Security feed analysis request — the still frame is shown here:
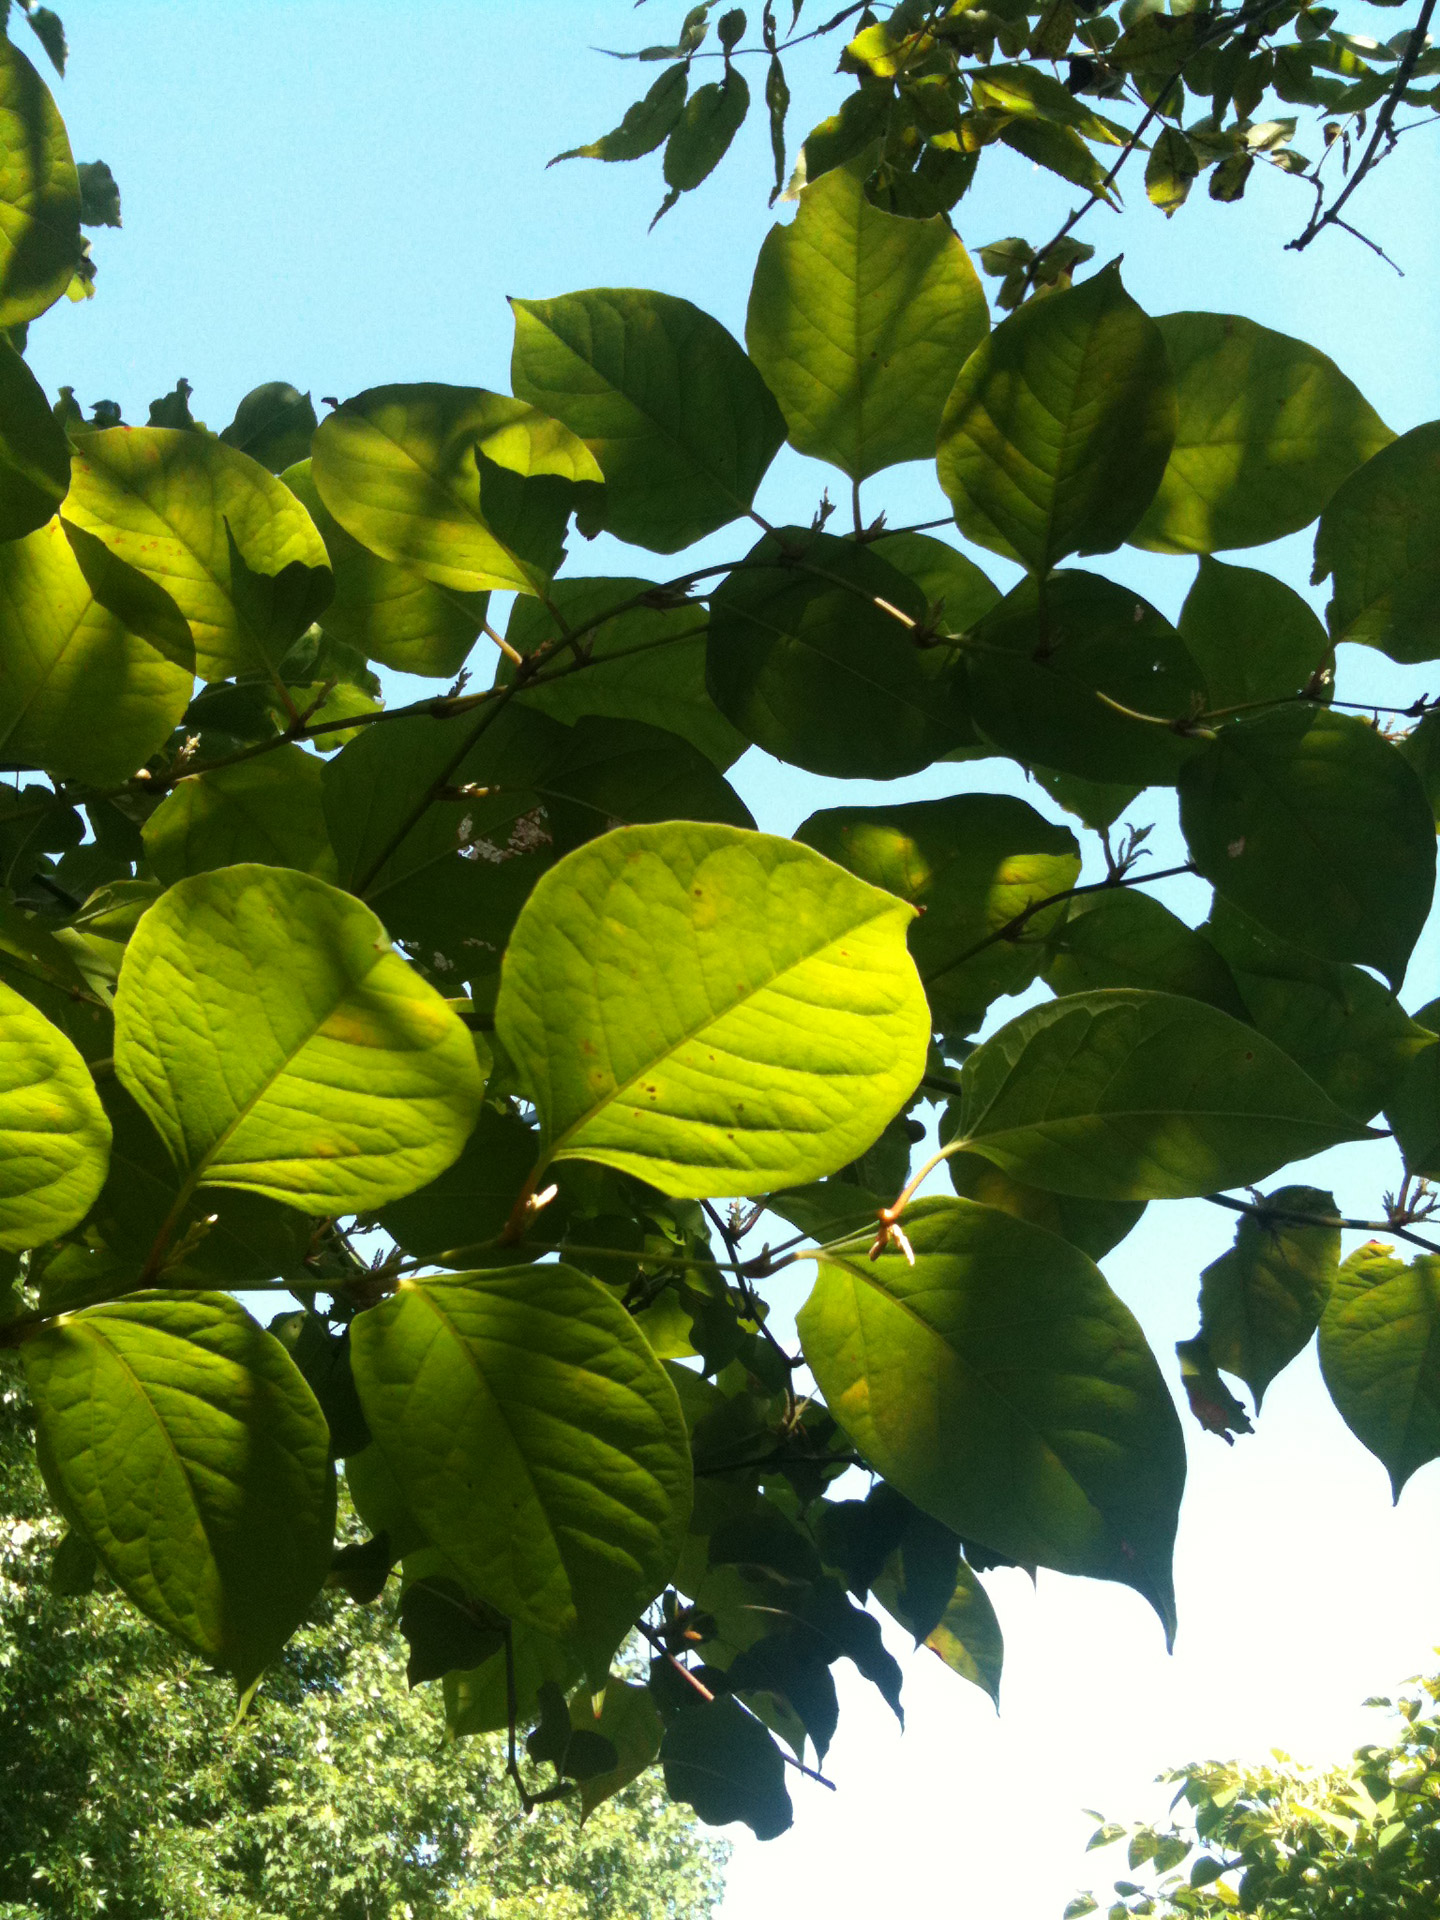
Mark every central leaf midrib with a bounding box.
[550,896,896,1160]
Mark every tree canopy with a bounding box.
[1068,1674,1440,1918]
[0,1376,727,1919]
[0,0,1438,1851]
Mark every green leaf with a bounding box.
[908,1559,1004,1705]
[796,793,1081,1036]
[551,62,689,163]
[0,516,194,785]
[0,976,111,1252]
[61,428,332,682]
[1202,898,1425,1123]
[1313,422,1440,663]
[113,865,484,1217]
[723,1631,840,1763]
[377,1105,540,1268]
[1145,126,1200,214]
[321,703,565,974]
[0,36,81,326]
[495,823,930,1200]
[282,458,487,679]
[443,1618,583,1736]
[310,385,602,599]
[1131,313,1392,556]
[656,68,751,220]
[1385,1003,1440,1179]
[1199,1186,1340,1408]
[22,1291,335,1685]
[963,571,1208,787]
[661,1698,793,1839]
[141,746,338,885]
[536,716,755,857]
[1178,557,1329,712]
[955,989,1371,1200]
[1319,1242,1440,1499]
[500,577,744,768]
[0,332,68,537]
[943,1142,1145,1261]
[998,115,1116,196]
[937,264,1175,572]
[798,1196,1186,1637]
[219,381,318,474]
[745,152,987,481]
[572,1679,664,1819]
[867,529,1001,633]
[1043,889,1251,1020]
[510,288,784,553]
[1178,707,1435,989]
[60,518,195,669]
[350,1265,691,1669]
[705,528,975,778]
[53,1079,310,1299]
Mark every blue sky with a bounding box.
[28,4,1440,1914]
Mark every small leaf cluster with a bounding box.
[1068,1675,1440,1918]
[576,0,1440,265]
[2,8,1440,1845]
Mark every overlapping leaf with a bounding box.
[495,823,930,1199]
[746,153,987,480]
[954,989,1370,1200]
[0,977,111,1252]
[798,1197,1186,1637]
[1132,313,1392,554]
[511,288,784,553]
[350,1264,691,1670]
[936,265,1175,572]
[113,866,484,1218]
[1320,1243,1440,1500]
[22,1291,334,1685]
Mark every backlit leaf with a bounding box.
[283,458,487,679]
[0,37,81,326]
[500,576,744,768]
[955,989,1370,1200]
[706,528,974,779]
[746,152,987,480]
[1202,899,1425,1123]
[1319,1242,1440,1499]
[1043,889,1251,1020]
[219,381,318,474]
[510,288,784,553]
[942,1141,1145,1262]
[311,385,601,599]
[1179,707,1434,989]
[495,823,930,1199]
[1132,313,1392,555]
[61,428,332,682]
[1178,556,1330,712]
[0,331,69,538]
[1313,422,1440,664]
[113,865,484,1217]
[963,571,1208,786]
[0,516,193,785]
[141,745,337,884]
[350,1264,691,1669]
[1199,1185,1339,1408]
[796,793,1080,1036]
[798,1197,1186,1637]
[0,976,111,1252]
[22,1291,334,1685]
[937,264,1175,572]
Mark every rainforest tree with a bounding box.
[1,0,1439,1847]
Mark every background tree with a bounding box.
[1067,1673,1440,1918]
[0,1373,728,1920]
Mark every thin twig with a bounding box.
[1289,0,1437,255]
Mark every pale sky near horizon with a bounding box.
[26,5,1440,1914]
